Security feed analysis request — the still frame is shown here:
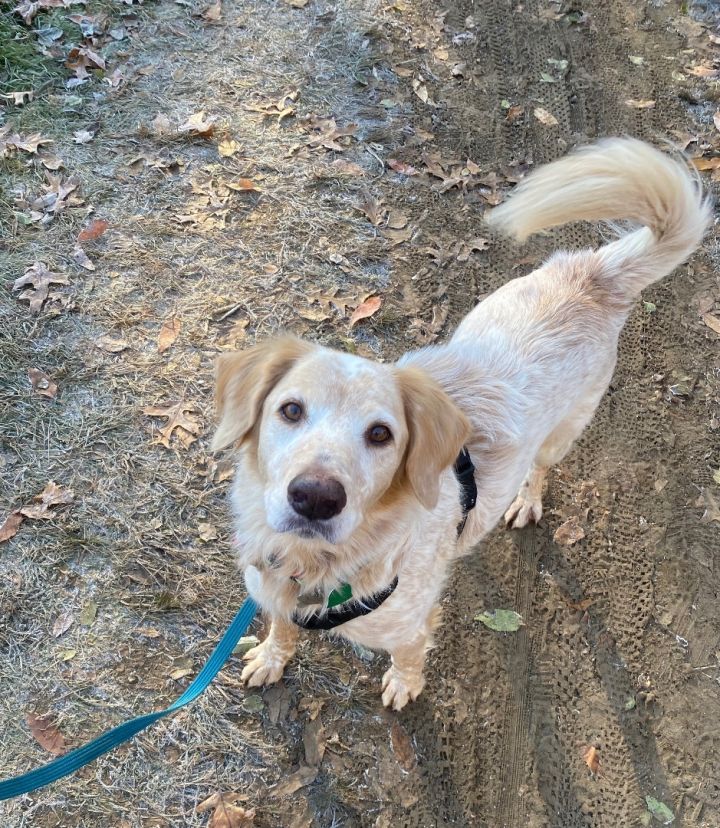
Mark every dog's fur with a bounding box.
[211,138,711,709]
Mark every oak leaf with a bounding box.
[349,295,382,327]
[179,111,217,137]
[78,219,109,242]
[197,794,255,828]
[143,402,203,448]
[19,481,74,520]
[13,263,69,313]
[27,713,65,756]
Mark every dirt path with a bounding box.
[1,0,719,826]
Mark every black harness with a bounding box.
[292,448,477,632]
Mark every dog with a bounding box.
[210,138,710,710]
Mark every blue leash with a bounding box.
[0,596,258,800]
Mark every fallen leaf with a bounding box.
[40,154,64,171]
[197,793,255,828]
[157,317,182,353]
[143,402,203,448]
[714,469,720,486]
[628,55,645,66]
[328,158,364,176]
[456,237,489,262]
[349,295,382,327]
[1,90,33,105]
[687,65,720,79]
[433,46,449,60]
[73,128,95,144]
[179,111,217,137]
[303,716,326,767]
[60,649,77,661]
[78,219,109,241]
[96,336,129,353]
[72,245,95,271]
[269,765,317,797]
[533,107,558,126]
[286,0,309,7]
[27,713,65,756]
[691,157,720,172]
[386,210,408,229]
[218,138,240,157]
[390,722,416,771]
[387,158,418,175]
[13,263,69,314]
[0,512,23,544]
[698,489,720,524]
[151,113,174,136]
[52,612,74,638]
[553,516,586,546]
[226,178,260,192]
[79,601,98,626]
[358,195,386,226]
[197,522,218,542]
[202,0,222,21]
[28,368,58,399]
[19,482,74,520]
[581,744,601,775]
[701,313,720,335]
[624,98,656,109]
[714,112,720,133]
[6,131,53,154]
[232,635,259,656]
[474,609,524,632]
[645,796,675,825]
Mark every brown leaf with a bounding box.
[143,402,203,449]
[386,210,408,229]
[269,765,317,797]
[52,612,74,638]
[10,132,53,154]
[391,722,416,771]
[72,245,95,271]
[624,98,655,109]
[198,793,255,827]
[701,313,720,335]
[96,335,129,353]
[692,156,720,172]
[359,196,386,226]
[382,226,413,246]
[179,111,217,137]
[349,295,383,327]
[218,138,240,157]
[39,153,64,171]
[329,158,365,176]
[581,745,601,775]
[456,237,489,262]
[19,482,74,520]
[698,488,720,524]
[78,219,109,242]
[303,716,326,767]
[28,368,58,399]
[226,178,260,192]
[151,113,174,136]
[387,158,418,175]
[27,713,65,756]
[533,107,558,126]
[202,0,222,20]
[506,104,524,123]
[687,64,720,79]
[13,263,69,314]
[0,512,23,544]
[553,516,586,547]
[157,317,182,354]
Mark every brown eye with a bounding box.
[280,402,303,422]
[367,424,392,445]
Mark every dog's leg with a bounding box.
[241,615,298,687]
[381,633,429,711]
[504,463,548,528]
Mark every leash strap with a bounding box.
[0,596,258,801]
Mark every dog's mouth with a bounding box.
[277,515,336,543]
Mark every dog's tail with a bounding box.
[487,137,712,299]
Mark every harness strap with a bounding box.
[293,576,399,631]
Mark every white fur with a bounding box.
[217,138,710,709]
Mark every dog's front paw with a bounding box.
[240,640,292,687]
[381,666,425,711]
[504,493,542,529]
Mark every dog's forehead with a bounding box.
[280,348,401,408]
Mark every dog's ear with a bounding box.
[395,366,471,510]
[211,336,313,451]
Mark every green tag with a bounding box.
[327,583,353,608]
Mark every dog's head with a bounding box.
[211,336,469,545]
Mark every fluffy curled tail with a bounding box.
[487,137,712,299]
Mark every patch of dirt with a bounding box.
[1,0,719,827]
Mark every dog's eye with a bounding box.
[367,424,392,445]
[280,402,304,422]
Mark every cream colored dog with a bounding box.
[211,138,710,710]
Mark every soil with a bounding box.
[1,0,719,827]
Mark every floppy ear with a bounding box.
[210,336,314,451]
[395,366,471,510]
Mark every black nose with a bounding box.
[287,475,347,521]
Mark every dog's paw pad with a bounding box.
[504,495,542,529]
[240,642,290,687]
[381,667,425,711]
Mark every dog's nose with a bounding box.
[287,475,347,521]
